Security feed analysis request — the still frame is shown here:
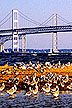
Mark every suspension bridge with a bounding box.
[0,9,72,53]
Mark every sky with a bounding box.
[0,0,72,49]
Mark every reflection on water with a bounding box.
[0,91,72,108]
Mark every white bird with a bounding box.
[25,87,32,96]
[32,82,38,95]
[67,83,72,90]
[42,83,50,93]
[51,86,59,97]
[0,83,5,91]
[6,84,17,95]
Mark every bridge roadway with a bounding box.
[0,25,72,37]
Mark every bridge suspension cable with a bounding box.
[0,11,12,27]
[19,14,40,26]
[40,14,72,26]
[39,14,53,26]
[19,10,41,26]
[0,16,12,27]
[0,11,11,24]
[57,14,72,25]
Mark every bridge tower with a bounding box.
[22,35,26,53]
[12,9,19,52]
[52,14,58,53]
[0,44,4,52]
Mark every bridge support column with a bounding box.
[12,10,19,52]
[52,14,58,53]
[22,35,26,53]
[0,44,4,52]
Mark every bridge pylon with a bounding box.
[52,13,58,53]
[12,9,19,52]
[0,44,4,52]
[22,35,26,53]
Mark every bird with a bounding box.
[6,69,11,74]
[60,81,65,88]
[14,70,19,75]
[14,78,19,85]
[1,70,6,75]
[65,62,70,67]
[67,83,72,90]
[19,64,27,69]
[0,83,5,91]
[25,87,32,96]
[51,86,59,97]
[53,77,58,84]
[61,64,65,69]
[40,74,46,82]
[42,83,50,93]
[62,74,69,83]
[32,82,38,95]
[6,84,17,95]
[30,80,35,86]
[32,73,37,82]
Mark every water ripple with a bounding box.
[0,92,72,108]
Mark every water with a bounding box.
[3,48,72,53]
[0,51,72,66]
[0,91,72,108]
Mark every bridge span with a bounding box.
[0,25,72,35]
[0,9,72,53]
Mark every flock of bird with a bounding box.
[0,61,72,98]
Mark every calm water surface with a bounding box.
[0,91,72,108]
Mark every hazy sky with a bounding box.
[1,0,72,49]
